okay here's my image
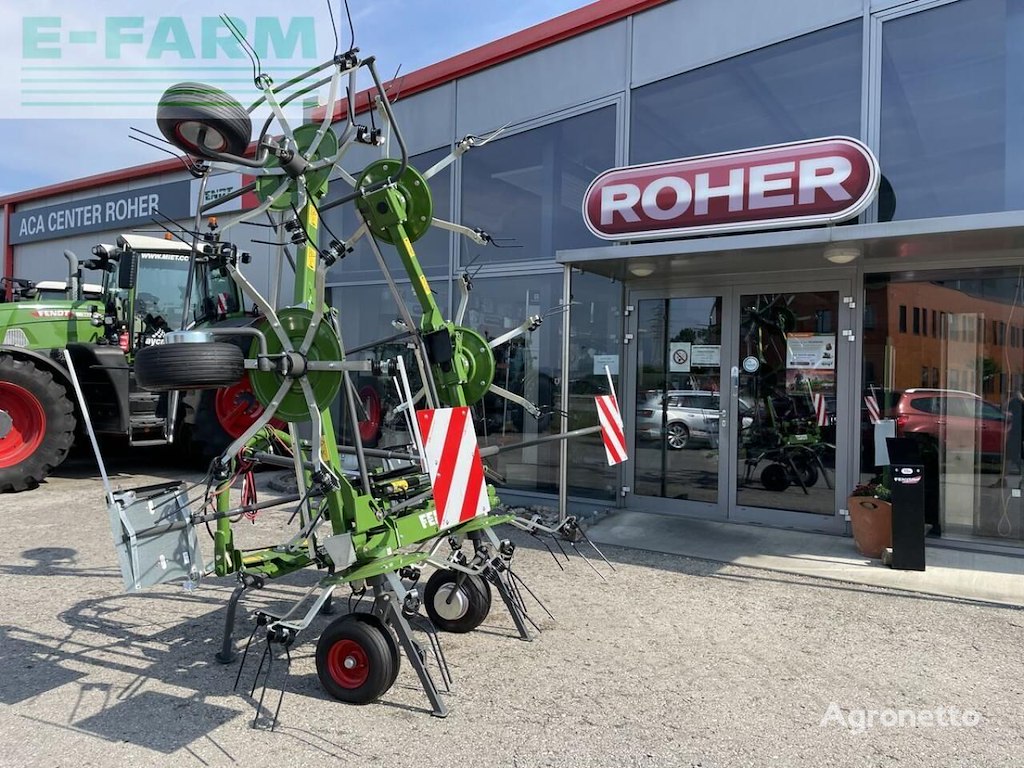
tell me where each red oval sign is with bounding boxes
[583,137,879,240]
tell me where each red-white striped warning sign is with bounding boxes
[416,407,490,530]
[812,393,828,427]
[596,394,627,465]
[864,394,880,424]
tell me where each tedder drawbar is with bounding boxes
[73,24,627,726]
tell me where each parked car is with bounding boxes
[892,388,1010,457]
[636,390,753,449]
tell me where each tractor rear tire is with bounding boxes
[157,82,252,160]
[135,343,245,392]
[0,355,76,493]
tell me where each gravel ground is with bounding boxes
[1,451,1023,768]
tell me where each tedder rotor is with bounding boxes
[77,25,626,725]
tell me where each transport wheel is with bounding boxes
[0,355,76,493]
[135,343,245,392]
[760,462,790,492]
[316,615,398,704]
[156,82,252,159]
[423,569,492,633]
[665,422,690,450]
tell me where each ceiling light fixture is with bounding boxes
[824,245,860,265]
[628,262,655,277]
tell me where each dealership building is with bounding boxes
[4,0,1024,551]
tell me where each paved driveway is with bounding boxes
[0,452,1022,767]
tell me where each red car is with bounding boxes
[893,388,1010,457]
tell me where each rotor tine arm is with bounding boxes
[393,386,426,415]
[329,167,358,186]
[487,315,542,349]
[455,272,471,325]
[487,383,541,418]
[430,218,490,245]
[508,570,556,622]
[218,178,292,235]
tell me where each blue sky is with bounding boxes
[0,0,592,196]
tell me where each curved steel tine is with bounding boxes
[233,621,261,692]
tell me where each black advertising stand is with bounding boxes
[886,437,926,571]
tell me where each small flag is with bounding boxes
[812,393,828,427]
[864,394,880,425]
[596,394,627,465]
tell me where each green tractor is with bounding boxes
[0,231,252,492]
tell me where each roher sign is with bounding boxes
[583,137,880,241]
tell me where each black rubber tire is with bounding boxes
[134,343,245,392]
[760,462,791,492]
[423,569,492,633]
[0,355,76,493]
[315,615,397,704]
[665,422,690,450]
[350,613,402,690]
[157,82,252,159]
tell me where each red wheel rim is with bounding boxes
[0,382,47,468]
[214,374,285,438]
[326,638,369,688]
[358,385,382,443]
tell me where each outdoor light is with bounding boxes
[824,245,860,265]
[628,262,655,277]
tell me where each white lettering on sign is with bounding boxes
[694,168,744,215]
[748,162,795,209]
[599,157,853,226]
[641,176,692,221]
[600,184,641,225]
[798,156,852,205]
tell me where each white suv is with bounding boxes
[637,390,752,450]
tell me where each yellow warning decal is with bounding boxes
[420,274,430,294]
[308,204,319,229]
[306,247,316,271]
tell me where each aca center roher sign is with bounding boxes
[583,137,879,240]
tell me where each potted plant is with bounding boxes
[848,480,892,558]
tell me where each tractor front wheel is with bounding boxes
[0,355,76,493]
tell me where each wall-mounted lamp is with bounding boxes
[823,245,860,265]
[628,262,655,277]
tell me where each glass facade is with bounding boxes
[880,0,1024,219]
[630,21,862,164]
[307,0,1024,544]
[861,268,1024,542]
[461,106,617,265]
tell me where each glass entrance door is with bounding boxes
[633,296,726,514]
[628,282,852,530]
[734,290,841,517]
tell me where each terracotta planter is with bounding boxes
[848,496,892,558]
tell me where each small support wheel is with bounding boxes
[316,615,398,704]
[423,569,492,633]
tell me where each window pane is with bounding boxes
[461,107,616,266]
[567,271,623,502]
[862,268,1024,543]
[630,21,862,164]
[468,273,563,494]
[880,0,1024,219]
